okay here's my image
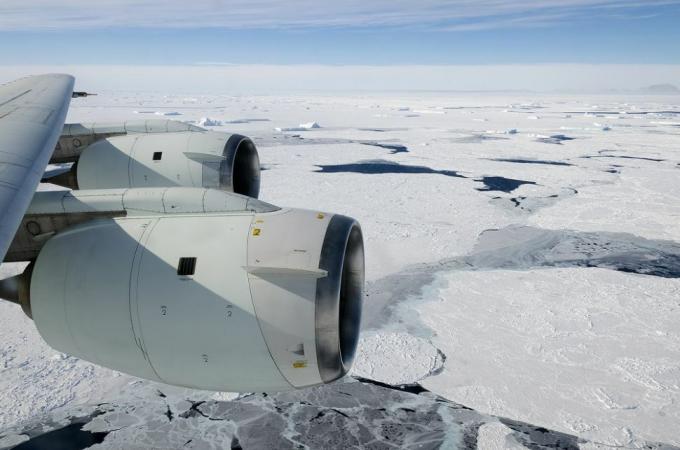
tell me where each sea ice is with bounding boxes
[352,331,444,384]
[197,117,222,126]
[275,121,321,132]
[2,89,680,448]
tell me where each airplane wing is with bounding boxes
[0,74,74,261]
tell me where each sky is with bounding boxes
[1,1,679,92]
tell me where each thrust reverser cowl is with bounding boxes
[27,188,364,392]
[247,211,364,385]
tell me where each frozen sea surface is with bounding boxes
[0,377,589,450]
[1,91,680,448]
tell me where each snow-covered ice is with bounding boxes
[352,331,446,385]
[2,90,680,448]
[196,117,222,126]
[275,121,322,131]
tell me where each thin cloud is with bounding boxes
[440,12,571,32]
[0,0,677,31]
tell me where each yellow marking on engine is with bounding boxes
[317,213,325,219]
[293,360,308,368]
[255,219,264,224]
[252,228,261,236]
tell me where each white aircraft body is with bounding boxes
[0,74,364,392]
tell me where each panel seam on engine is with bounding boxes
[128,217,166,382]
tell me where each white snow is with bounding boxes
[477,422,526,450]
[134,110,182,116]
[486,128,518,134]
[417,268,680,446]
[299,121,321,129]
[196,117,222,126]
[274,121,321,132]
[413,109,445,115]
[352,331,444,384]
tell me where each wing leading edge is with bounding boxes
[0,74,74,261]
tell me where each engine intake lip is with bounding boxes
[221,134,261,198]
[315,215,365,383]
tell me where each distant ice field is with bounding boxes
[1,91,679,448]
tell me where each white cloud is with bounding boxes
[0,0,677,30]
[1,64,678,93]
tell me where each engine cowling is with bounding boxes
[51,131,261,198]
[53,120,204,163]
[25,189,364,392]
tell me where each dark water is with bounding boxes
[582,154,665,162]
[315,159,464,177]
[451,134,508,143]
[317,167,539,193]
[6,378,591,449]
[361,142,409,154]
[499,418,579,450]
[11,422,108,450]
[475,176,537,193]
[224,118,271,124]
[535,134,575,145]
[491,158,572,166]
[356,127,409,132]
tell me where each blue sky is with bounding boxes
[1,0,679,65]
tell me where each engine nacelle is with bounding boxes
[25,189,363,392]
[54,120,204,163]
[50,131,260,198]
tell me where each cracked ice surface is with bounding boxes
[352,331,446,385]
[415,268,680,447]
[3,377,652,450]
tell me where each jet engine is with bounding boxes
[3,188,364,392]
[48,131,261,198]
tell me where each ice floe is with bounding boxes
[275,121,322,132]
[196,117,223,126]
